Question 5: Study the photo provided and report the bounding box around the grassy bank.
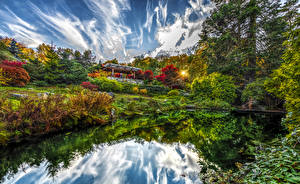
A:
[0,88,112,145]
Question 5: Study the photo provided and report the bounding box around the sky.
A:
[0,0,213,62]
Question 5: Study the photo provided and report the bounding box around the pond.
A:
[0,111,283,184]
[3,140,201,184]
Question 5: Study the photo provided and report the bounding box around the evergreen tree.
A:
[8,39,20,58]
[200,0,290,84]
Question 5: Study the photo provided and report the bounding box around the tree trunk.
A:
[247,0,257,82]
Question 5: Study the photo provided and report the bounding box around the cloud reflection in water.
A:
[4,140,202,184]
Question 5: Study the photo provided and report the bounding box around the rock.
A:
[183,93,190,97]
[107,92,115,98]
[10,93,28,98]
[185,105,196,109]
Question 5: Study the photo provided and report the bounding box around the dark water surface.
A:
[0,111,283,184]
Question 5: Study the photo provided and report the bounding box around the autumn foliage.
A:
[88,72,100,78]
[155,65,183,89]
[2,60,26,67]
[114,73,121,78]
[0,90,113,144]
[0,60,30,87]
[80,81,98,91]
[144,70,154,81]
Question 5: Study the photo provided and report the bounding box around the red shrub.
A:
[144,70,153,81]
[155,74,166,82]
[155,65,183,89]
[0,64,30,87]
[135,70,144,80]
[161,64,178,73]
[114,73,121,78]
[1,60,26,67]
[80,81,98,91]
[127,74,134,79]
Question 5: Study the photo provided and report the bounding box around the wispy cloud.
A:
[0,6,46,47]
[150,0,213,57]
[3,140,202,184]
[0,0,213,61]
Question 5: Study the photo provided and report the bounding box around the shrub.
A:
[0,62,30,87]
[192,72,237,103]
[144,70,154,81]
[127,74,134,79]
[88,72,100,78]
[0,90,113,145]
[80,81,98,91]
[89,77,123,92]
[31,80,49,87]
[226,130,300,184]
[140,85,170,95]
[135,70,144,80]
[168,89,180,96]
[0,68,10,86]
[23,59,45,82]
[139,89,147,95]
[132,87,139,94]
[1,60,26,67]
[58,60,88,85]
[195,99,232,110]
[242,78,266,103]
[155,65,184,89]
[155,73,166,82]
[122,82,138,93]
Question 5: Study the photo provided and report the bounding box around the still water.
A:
[0,111,281,184]
[3,140,201,184]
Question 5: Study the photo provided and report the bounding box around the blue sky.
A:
[0,0,213,62]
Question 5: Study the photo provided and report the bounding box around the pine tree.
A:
[8,39,20,58]
[199,0,290,84]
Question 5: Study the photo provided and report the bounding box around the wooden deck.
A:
[232,109,286,115]
[185,105,286,115]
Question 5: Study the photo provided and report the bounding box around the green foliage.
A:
[23,59,46,82]
[89,77,124,92]
[121,82,139,94]
[195,99,232,111]
[200,0,290,82]
[265,16,300,129]
[58,59,88,84]
[0,41,16,61]
[192,72,237,103]
[242,78,266,103]
[140,85,170,96]
[221,129,300,184]
[242,136,300,183]
[167,89,180,96]
[30,80,49,87]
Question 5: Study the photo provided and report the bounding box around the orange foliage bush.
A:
[0,90,113,144]
[0,61,30,87]
[88,72,100,78]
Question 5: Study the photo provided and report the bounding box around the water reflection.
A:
[3,140,202,184]
[0,110,283,183]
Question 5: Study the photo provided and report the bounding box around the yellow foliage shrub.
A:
[0,68,10,86]
[139,89,147,95]
[133,87,139,94]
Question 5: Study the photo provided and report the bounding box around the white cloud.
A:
[3,140,202,184]
[0,7,46,47]
[150,0,213,57]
